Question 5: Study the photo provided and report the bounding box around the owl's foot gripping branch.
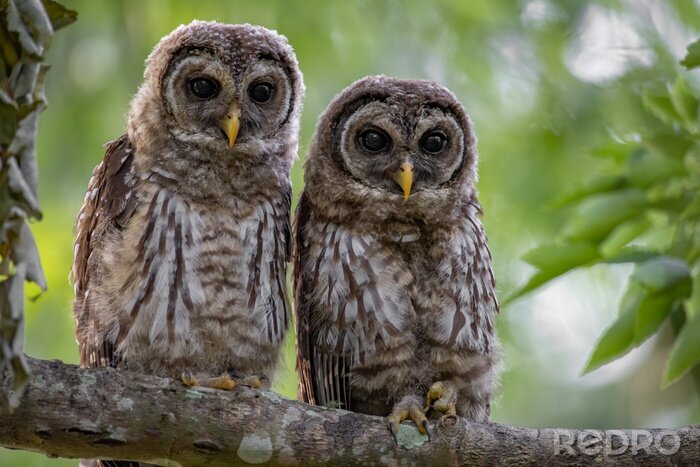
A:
[387,395,431,443]
[181,370,268,391]
[0,357,699,466]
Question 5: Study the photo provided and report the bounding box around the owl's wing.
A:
[293,192,353,409]
[450,198,499,353]
[72,134,138,368]
[293,191,318,404]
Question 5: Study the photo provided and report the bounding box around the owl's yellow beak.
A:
[392,161,414,200]
[220,105,240,148]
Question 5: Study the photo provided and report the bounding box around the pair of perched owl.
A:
[72,20,499,460]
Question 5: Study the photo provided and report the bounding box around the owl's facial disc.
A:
[163,52,239,148]
[339,102,465,200]
[235,59,293,146]
[187,73,240,146]
[163,52,293,154]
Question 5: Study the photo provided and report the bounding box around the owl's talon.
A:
[424,381,458,416]
[208,374,237,390]
[181,372,237,390]
[241,375,268,389]
[421,419,432,442]
[389,420,399,443]
[387,396,429,444]
[181,370,269,391]
[181,369,197,387]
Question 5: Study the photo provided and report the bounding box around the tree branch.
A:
[0,357,698,466]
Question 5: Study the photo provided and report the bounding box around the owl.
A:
[294,76,499,440]
[71,21,304,396]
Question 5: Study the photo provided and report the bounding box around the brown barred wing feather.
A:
[71,135,137,368]
[293,193,350,409]
[452,198,499,354]
[293,191,318,405]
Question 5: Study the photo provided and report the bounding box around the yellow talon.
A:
[181,371,236,390]
[208,374,237,390]
[388,396,430,443]
[181,370,268,391]
[181,369,197,387]
[424,381,457,416]
[241,376,264,389]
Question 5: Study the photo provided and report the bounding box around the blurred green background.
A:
[3,0,700,465]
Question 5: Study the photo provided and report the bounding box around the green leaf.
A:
[583,258,692,375]
[645,131,692,160]
[634,291,681,344]
[599,217,652,257]
[642,88,682,126]
[664,310,700,386]
[601,248,658,264]
[41,0,77,31]
[631,256,691,293]
[669,76,699,130]
[562,189,647,242]
[681,38,700,69]
[582,286,640,374]
[590,138,633,161]
[687,273,700,320]
[503,242,600,305]
[521,242,600,271]
[502,270,552,306]
[550,175,625,208]
[681,194,700,220]
[626,149,685,188]
[648,193,694,214]
[669,305,700,389]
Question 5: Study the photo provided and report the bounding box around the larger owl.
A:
[72,21,303,397]
[294,76,499,439]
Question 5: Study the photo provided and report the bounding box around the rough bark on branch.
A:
[0,357,698,466]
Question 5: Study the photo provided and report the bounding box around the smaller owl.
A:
[294,76,499,440]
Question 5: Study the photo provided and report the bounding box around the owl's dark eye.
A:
[188,77,219,99]
[419,131,448,154]
[249,82,274,103]
[359,128,390,153]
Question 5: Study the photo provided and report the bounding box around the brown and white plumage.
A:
[294,76,499,433]
[73,135,136,368]
[71,20,303,396]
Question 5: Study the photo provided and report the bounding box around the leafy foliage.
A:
[508,42,700,388]
[681,39,700,70]
[0,0,75,408]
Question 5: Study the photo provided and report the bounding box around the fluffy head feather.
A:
[304,75,477,228]
[126,21,304,202]
[145,20,303,108]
